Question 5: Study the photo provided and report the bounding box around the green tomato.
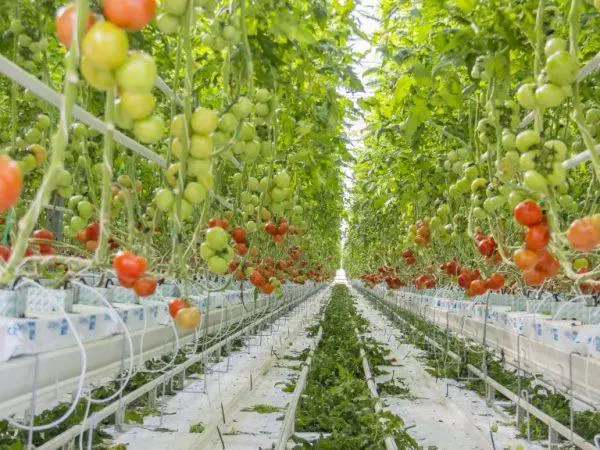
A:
[572,257,589,271]
[188,158,212,177]
[171,114,187,139]
[240,122,256,141]
[190,134,213,159]
[180,199,193,221]
[184,182,207,204]
[270,187,286,203]
[545,51,578,86]
[516,130,540,153]
[82,22,129,71]
[483,195,505,213]
[37,114,51,130]
[57,185,74,199]
[547,162,566,186]
[56,169,72,187]
[191,107,218,135]
[198,172,214,190]
[545,140,568,161]
[585,108,600,125]
[156,13,180,35]
[507,191,524,209]
[535,83,564,108]
[68,195,83,211]
[544,37,567,57]
[255,103,269,117]
[218,113,239,134]
[259,177,269,192]
[470,177,487,193]
[208,255,228,275]
[77,200,94,220]
[523,170,548,193]
[240,191,253,205]
[447,150,458,162]
[243,141,261,161]
[505,151,520,170]
[25,127,41,144]
[243,204,255,215]
[70,215,87,232]
[519,151,538,171]
[116,52,157,94]
[246,220,257,233]
[133,116,165,144]
[465,165,479,180]
[558,194,578,212]
[200,242,216,260]
[293,205,304,215]
[473,206,487,220]
[121,91,156,119]
[456,177,470,194]
[164,0,188,16]
[501,131,516,151]
[155,188,175,211]
[114,98,134,130]
[247,177,260,191]
[231,172,243,186]
[516,83,536,109]
[255,88,270,103]
[206,226,229,250]
[274,171,291,188]
[233,97,254,119]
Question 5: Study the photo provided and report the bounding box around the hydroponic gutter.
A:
[29,286,323,450]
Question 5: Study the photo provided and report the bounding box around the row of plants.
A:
[293,284,418,449]
[0,288,292,449]
[0,0,349,311]
[345,0,600,297]
[358,286,600,443]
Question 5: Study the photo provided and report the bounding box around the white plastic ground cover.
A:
[360,282,600,405]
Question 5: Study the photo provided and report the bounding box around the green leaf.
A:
[393,75,415,105]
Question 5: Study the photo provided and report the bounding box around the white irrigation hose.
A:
[5,278,87,434]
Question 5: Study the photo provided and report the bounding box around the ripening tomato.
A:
[231,226,246,244]
[175,306,201,329]
[523,269,546,286]
[273,234,284,245]
[513,200,543,226]
[56,3,96,48]
[133,277,157,297]
[278,222,289,235]
[85,240,98,251]
[76,230,87,243]
[40,244,56,256]
[535,249,560,277]
[113,250,147,282]
[477,238,495,257]
[103,0,156,31]
[168,298,186,318]
[487,273,505,291]
[457,272,471,288]
[513,248,539,270]
[82,21,129,71]
[405,256,416,265]
[208,217,219,228]
[234,242,248,256]
[566,215,600,252]
[525,224,550,251]
[0,155,22,213]
[217,219,229,230]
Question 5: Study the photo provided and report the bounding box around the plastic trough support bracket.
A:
[594,434,600,449]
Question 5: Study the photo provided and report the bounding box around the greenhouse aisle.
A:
[108,288,330,450]
[350,286,537,450]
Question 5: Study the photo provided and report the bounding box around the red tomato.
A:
[264,222,277,235]
[133,277,157,297]
[458,273,471,288]
[208,217,218,228]
[113,250,147,282]
[103,0,156,31]
[278,222,289,235]
[535,249,560,277]
[272,234,284,245]
[40,244,56,256]
[86,222,100,241]
[525,224,550,251]
[250,270,265,286]
[487,273,505,290]
[168,298,186,318]
[477,238,495,257]
[513,200,543,226]
[217,219,229,230]
[566,215,600,252]
[468,279,487,296]
[76,230,87,243]
[231,226,246,243]
[234,242,248,256]
[85,240,98,251]
[0,245,11,262]
[260,283,275,294]
[523,269,546,286]
[56,3,96,48]
[33,228,55,241]
[0,155,22,213]
[118,276,136,288]
[24,248,34,257]
[513,248,539,270]
[405,256,416,265]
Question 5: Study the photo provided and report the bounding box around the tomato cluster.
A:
[264,217,290,245]
[402,248,416,265]
[113,250,157,297]
[168,298,201,329]
[512,200,560,286]
[567,215,600,253]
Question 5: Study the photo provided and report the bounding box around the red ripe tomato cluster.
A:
[566,215,600,253]
[264,217,289,245]
[474,228,501,264]
[455,266,505,296]
[360,273,381,287]
[230,226,248,256]
[374,266,405,289]
[512,200,559,287]
[113,250,157,297]
[32,228,56,256]
[208,216,230,230]
[402,248,416,265]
